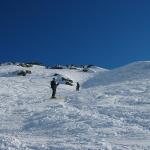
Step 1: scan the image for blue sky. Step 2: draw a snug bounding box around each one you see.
[0,0,150,68]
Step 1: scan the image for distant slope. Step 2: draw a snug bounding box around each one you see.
[83,61,150,88]
[0,64,107,89]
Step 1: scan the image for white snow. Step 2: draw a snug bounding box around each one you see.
[0,62,150,149]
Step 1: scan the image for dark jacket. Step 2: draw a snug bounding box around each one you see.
[51,80,59,89]
[76,82,80,90]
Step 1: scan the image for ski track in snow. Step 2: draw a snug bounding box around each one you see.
[0,63,150,149]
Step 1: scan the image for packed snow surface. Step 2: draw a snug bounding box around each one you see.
[0,62,150,150]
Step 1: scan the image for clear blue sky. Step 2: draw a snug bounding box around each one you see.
[0,0,150,68]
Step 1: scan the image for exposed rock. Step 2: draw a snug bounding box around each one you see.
[27,62,44,66]
[51,65,64,69]
[52,73,74,86]
[25,70,32,74]
[82,68,89,72]
[18,63,33,68]
[17,70,27,76]
[17,70,32,76]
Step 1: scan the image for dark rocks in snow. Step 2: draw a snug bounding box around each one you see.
[48,64,94,72]
[82,66,89,72]
[17,70,32,76]
[61,77,73,86]
[53,73,59,76]
[65,81,73,86]
[87,64,94,68]
[52,73,74,86]
[27,62,44,66]
[0,62,44,67]
[67,64,94,70]
[81,65,95,72]
[0,62,97,73]
[67,64,78,70]
[17,62,44,67]
[25,70,32,74]
[50,64,89,70]
[18,63,33,68]
[0,70,32,77]
[61,77,73,83]
[17,71,27,76]
[51,65,64,69]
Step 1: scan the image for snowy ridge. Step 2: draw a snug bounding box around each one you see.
[0,62,150,149]
[83,61,150,88]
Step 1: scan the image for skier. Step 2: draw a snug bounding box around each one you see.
[76,82,80,91]
[51,78,59,98]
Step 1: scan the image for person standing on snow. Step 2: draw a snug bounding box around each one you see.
[51,78,59,98]
[76,82,80,91]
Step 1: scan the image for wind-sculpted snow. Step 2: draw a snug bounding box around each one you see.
[0,63,150,149]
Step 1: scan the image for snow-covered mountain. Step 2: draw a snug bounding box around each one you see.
[0,62,150,150]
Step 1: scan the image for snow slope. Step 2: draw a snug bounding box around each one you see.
[0,62,150,150]
[83,61,150,87]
